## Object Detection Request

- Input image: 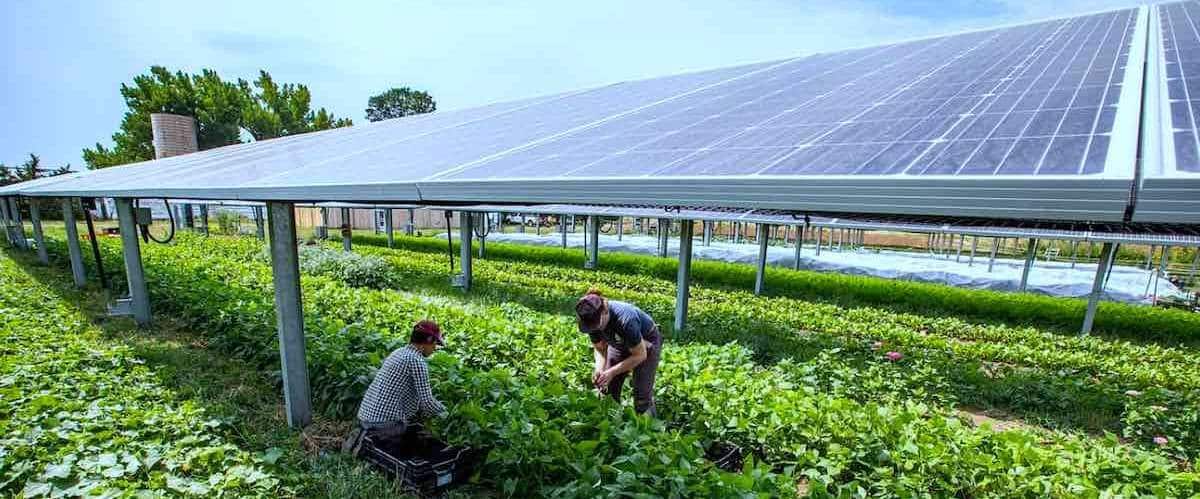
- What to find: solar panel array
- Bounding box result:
[11,4,1200,224]
[443,9,1138,180]
[1161,1,1200,172]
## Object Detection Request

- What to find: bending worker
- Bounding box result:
[344,320,448,455]
[575,289,662,416]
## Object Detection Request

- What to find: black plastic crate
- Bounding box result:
[359,426,487,497]
[706,441,744,472]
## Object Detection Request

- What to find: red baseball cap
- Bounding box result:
[413,320,444,345]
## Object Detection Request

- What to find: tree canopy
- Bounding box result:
[365,87,436,122]
[0,154,71,187]
[83,66,351,169]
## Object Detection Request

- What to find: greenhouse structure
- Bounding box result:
[2,3,1200,430]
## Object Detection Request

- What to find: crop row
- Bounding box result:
[0,251,282,497]
[341,238,1200,455]
[353,233,1200,346]
[43,233,1200,496]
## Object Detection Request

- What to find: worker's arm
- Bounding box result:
[413,360,447,418]
[595,340,648,388]
[592,339,608,385]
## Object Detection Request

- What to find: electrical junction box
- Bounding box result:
[135,207,153,226]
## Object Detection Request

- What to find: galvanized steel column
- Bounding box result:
[406,208,415,236]
[1069,241,1079,268]
[968,236,978,267]
[560,215,568,248]
[1019,238,1038,292]
[253,206,265,239]
[702,221,712,246]
[29,201,47,264]
[316,207,329,239]
[0,197,12,246]
[266,201,312,428]
[115,198,151,326]
[199,205,209,235]
[674,219,694,333]
[1081,242,1115,335]
[987,237,999,272]
[815,227,823,256]
[385,209,394,248]
[62,198,87,288]
[955,234,964,262]
[793,224,805,271]
[460,213,473,291]
[9,198,27,250]
[616,216,623,241]
[585,215,599,269]
[754,224,771,295]
[657,218,669,258]
[340,208,352,252]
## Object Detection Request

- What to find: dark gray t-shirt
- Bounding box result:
[583,300,657,353]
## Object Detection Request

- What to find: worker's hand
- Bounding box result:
[594,368,615,390]
[592,368,604,386]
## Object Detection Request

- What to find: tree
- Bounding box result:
[365,87,436,122]
[0,153,71,187]
[84,66,351,169]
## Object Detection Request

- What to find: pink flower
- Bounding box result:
[1124,390,1142,397]
[885,351,903,362]
[1153,436,1169,446]
[870,341,883,351]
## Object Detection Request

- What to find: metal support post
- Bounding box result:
[793,224,806,271]
[316,207,329,239]
[253,206,265,239]
[987,237,999,272]
[955,234,964,262]
[815,227,823,256]
[266,201,312,428]
[968,236,978,267]
[406,208,415,236]
[62,198,86,288]
[657,218,670,258]
[1151,246,1170,304]
[385,209,394,248]
[0,197,11,245]
[1145,246,1155,270]
[674,219,694,333]
[115,198,151,326]
[1190,250,1200,286]
[616,216,623,241]
[585,215,599,269]
[29,201,47,264]
[8,198,26,250]
[1019,238,1038,292]
[199,205,210,235]
[182,203,195,230]
[702,221,712,246]
[1070,241,1079,268]
[560,216,568,248]
[754,224,771,295]
[1081,242,1115,335]
[459,213,473,290]
[341,208,352,252]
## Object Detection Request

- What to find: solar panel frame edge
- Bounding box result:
[1100,4,1149,180]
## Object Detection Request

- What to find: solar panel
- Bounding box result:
[442,8,1141,180]
[1131,1,1200,224]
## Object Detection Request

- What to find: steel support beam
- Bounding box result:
[115,198,151,326]
[1019,238,1038,292]
[560,216,568,248]
[793,224,806,271]
[385,209,394,248]
[616,216,623,240]
[1070,241,1079,269]
[266,201,312,428]
[968,236,978,267]
[253,206,265,239]
[8,198,26,250]
[754,224,771,295]
[181,203,194,230]
[1081,242,1115,335]
[657,218,670,258]
[316,207,329,239]
[987,237,999,272]
[815,227,823,256]
[62,198,86,288]
[955,234,964,262]
[340,208,352,252]
[29,201,47,264]
[585,215,599,269]
[1151,246,1170,304]
[0,197,11,246]
[702,221,712,246]
[199,205,210,235]
[406,208,415,236]
[674,219,694,333]
[460,213,473,290]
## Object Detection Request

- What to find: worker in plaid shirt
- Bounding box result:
[343,320,448,455]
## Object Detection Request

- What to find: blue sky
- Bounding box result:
[0,0,1146,169]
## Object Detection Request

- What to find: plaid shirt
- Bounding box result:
[357,345,447,424]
